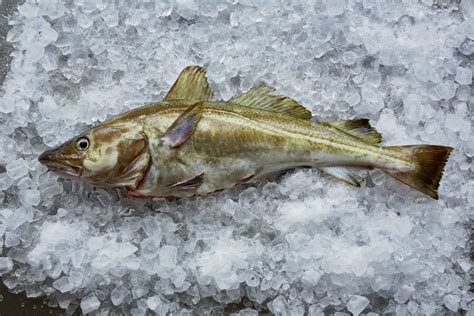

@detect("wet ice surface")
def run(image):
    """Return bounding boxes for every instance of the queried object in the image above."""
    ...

[0,0,473,314]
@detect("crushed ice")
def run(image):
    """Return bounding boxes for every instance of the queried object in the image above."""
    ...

[0,0,472,314]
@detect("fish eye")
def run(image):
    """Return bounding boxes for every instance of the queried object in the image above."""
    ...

[75,137,90,151]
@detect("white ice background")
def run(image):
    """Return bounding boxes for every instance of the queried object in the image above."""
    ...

[0,0,473,314]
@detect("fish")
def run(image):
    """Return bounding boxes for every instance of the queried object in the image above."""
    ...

[38,66,453,199]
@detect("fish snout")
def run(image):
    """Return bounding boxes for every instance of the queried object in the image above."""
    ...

[38,147,83,178]
[38,149,55,165]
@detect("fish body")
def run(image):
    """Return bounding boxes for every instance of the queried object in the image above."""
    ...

[39,66,452,199]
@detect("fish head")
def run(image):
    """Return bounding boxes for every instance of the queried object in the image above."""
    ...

[39,123,150,188]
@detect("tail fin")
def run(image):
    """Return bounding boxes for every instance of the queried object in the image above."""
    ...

[384,145,453,199]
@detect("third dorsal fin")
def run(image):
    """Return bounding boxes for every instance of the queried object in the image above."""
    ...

[229,84,312,120]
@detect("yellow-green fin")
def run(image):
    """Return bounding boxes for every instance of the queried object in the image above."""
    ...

[325,119,382,145]
[384,145,452,199]
[164,66,213,101]
[229,84,312,120]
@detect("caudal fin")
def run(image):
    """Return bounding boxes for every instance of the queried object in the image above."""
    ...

[384,145,453,199]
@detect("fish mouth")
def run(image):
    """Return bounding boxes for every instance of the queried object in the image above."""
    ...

[44,165,82,178]
[38,151,83,178]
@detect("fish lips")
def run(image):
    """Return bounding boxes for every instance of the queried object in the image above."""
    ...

[38,149,83,178]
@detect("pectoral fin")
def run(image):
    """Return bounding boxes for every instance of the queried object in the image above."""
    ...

[160,102,203,148]
[320,166,368,186]
[168,172,205,190]
[164,66,213,101]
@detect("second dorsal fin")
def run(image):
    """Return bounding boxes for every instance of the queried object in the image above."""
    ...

[229,84,312,120]
[324,119,382,145]
[164,66,213,101]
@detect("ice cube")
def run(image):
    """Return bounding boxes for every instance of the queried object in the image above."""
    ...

[52,277,74,293]
[326,0,346,16]
[341,51,358,65]
[361,84,384,113]
[0,258,14,274]
[403,94,423,123]
[77,14,93,29]
[80,293,101,314]
[434,81,458,100]
[140,237,160,259]
[394,285,415,303]
[159,245,177,270]
[141,216,163,238]
[170,266,187,288]
[455,67,472,85]
[236,309,258,316]
[175,0,198,20]
[269,295,289,315]
[20,189,41,206]
[6,159,29,180]
[5,232,20,248]
[111,285,130,306]
[147,295,162,310]
[443,294,460,312]
[346,295,369,316]
[18,3,39,18]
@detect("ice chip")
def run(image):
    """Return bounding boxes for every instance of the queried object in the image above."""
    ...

[175,0,199,20]
[18,3,39,18]
[455,67,472,85]
[141,216,163,238]
[0,258,14,274]
[147,295,162,310]
[170,266,187,288]
[53,277,74,293]
[80,293,101,314]
[140,237,160,259]
[237,309,258,316]
[443,294,460,312]
[4,232,20,248]
[347,295,369,316]
[20,189,41,206]
[159,245,177,270]
[111,285,130,306]
[269,295,289,315]
[326,0,346,16]
[361,84,384,113]
[394,285,415,303]
[341,51,358,65]
[6,159,29,180]
[77,14,93,29]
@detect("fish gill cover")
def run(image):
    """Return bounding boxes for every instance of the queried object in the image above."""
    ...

[0,0,472,314]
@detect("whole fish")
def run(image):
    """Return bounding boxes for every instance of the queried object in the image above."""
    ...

[39,66,452,199]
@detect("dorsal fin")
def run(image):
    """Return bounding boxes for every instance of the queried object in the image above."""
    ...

[164,66,213,101]
[229,84,312,120]
[324,119,382,145]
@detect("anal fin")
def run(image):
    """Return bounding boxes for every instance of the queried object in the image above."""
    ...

[320,167,368,187]
[167,172,205,190]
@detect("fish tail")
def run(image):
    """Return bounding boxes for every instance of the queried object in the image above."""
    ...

[383,145,453,199]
